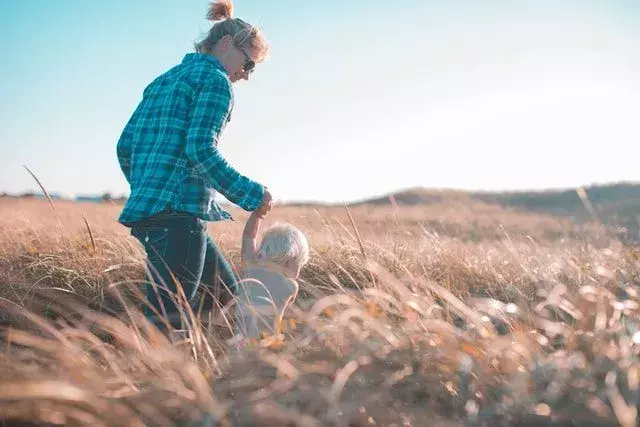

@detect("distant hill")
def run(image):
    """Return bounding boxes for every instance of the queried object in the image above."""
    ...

[353,182,640,242]
[350,188,473,206]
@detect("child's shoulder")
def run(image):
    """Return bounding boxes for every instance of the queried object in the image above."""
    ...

[243,264,285,280]
[242,264,297,290]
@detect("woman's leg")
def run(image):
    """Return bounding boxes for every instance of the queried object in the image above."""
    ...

[130,212,208,329]
[198,234,239,312]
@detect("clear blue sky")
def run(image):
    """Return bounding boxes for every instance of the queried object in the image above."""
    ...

[1,1,639,203]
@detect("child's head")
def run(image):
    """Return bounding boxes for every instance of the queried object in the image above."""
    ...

[257,222,309,278]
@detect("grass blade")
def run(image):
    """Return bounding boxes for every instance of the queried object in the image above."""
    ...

[23,165,55,211]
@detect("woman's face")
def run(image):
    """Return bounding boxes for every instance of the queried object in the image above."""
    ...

[229,53,254,82]
[219,35,255,82]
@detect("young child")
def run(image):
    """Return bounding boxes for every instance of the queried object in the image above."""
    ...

[234,209,309,340]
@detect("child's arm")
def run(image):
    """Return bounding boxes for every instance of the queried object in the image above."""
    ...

[241,191,272,264]
[241,210,262,264]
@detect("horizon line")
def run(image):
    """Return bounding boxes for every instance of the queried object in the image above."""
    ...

[3,179,639,205]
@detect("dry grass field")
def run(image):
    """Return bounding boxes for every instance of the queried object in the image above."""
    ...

[1,197,639,426]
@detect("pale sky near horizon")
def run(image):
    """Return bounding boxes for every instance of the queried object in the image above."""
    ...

[1,1,639,203]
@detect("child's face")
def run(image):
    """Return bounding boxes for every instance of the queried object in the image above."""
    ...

[291,265,301,279]
[282,259,303,279]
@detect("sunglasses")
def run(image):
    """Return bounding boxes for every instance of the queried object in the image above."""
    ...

[239,48,255,73]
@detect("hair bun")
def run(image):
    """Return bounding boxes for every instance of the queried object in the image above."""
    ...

[206,0,234,21]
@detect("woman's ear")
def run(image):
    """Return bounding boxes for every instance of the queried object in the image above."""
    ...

[218,34,233,52]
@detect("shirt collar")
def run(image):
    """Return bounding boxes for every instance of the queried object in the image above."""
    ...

[182,53,228,74]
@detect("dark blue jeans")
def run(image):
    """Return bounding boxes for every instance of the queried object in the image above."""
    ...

[130,210,238,329]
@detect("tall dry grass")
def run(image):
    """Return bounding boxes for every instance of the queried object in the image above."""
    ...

[0,198,639,426]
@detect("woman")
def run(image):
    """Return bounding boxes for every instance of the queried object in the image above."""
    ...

[116,0,272,329]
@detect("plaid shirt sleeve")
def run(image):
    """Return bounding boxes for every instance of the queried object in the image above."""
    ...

[185,73,265,211]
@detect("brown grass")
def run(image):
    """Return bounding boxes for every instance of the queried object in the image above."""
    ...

[0,198,639,426]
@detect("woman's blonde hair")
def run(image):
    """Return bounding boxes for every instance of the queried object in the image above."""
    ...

[195,0,269,62]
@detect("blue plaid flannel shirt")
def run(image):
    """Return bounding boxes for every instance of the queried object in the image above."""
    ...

[116,53,264,226]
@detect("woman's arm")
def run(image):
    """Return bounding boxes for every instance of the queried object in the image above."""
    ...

[184,72,265,211]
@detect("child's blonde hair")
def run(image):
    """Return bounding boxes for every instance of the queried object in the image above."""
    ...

[257,223,309,269]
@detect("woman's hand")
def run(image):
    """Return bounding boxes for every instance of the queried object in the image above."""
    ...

[256,189,273,218]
